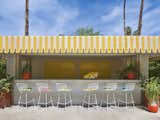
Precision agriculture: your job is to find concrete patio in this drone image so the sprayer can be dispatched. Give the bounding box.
[0,106,159,120]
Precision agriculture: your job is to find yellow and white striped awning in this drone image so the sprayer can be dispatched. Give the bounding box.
[0,36,160,54]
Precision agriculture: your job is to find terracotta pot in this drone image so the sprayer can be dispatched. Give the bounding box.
[148,103,159,113]
[127,73,136,79]
[0,92,11,108]
[22,73,31,80]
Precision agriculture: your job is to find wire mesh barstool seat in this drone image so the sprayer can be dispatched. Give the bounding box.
[56,83,72,108]
[16,83,35,107]
[82,82,99,109]
[117,83,135,108]
[101,83,117,110]
[36,82,54,107]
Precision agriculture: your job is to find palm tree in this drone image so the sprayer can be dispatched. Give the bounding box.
[123,0,126,35]
[137,0,144,35]
[25,0,29,36]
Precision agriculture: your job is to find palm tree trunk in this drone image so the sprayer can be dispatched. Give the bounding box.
[25,0,29,36]
[123,0,126,35]
[137,0,144,35]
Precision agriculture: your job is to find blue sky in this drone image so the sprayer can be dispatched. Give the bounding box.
[0,0,160,35]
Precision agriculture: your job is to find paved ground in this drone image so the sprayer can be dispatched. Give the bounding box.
[0,106,159,120]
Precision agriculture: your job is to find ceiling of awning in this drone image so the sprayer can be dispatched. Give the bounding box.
[0,36,159,54]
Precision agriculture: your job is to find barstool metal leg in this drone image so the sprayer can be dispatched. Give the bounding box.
[38,92,41,106]
[69,93,72,106]
[88,93,90,110]
[45,93,48,107]
[106,94,109,111]
[64,93,67,108]
[18,93,22,106]
[25,92,28,108]
[125,92,128,109]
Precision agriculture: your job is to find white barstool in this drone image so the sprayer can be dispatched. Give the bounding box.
[36,83,53,107]
[56,83,72,108]
[16,83,35,107]
[117,83,135,108]
[82,82,99,109]
[101,83,117,110]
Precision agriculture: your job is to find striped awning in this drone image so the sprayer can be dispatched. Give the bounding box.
[0,36,160,54]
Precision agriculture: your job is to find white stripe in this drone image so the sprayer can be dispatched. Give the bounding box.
[70,36,74,49]
[82,36,85,49]
[25,37,28,50]
[93,36,96,49]
[156,36,159,49]
[139,36,142,49]
[99,36,102,49]
[64,36,68,49]
[116,36,119,49]
[110,36,113,49]
[144,36,148,50]
[14,36,17,50]
[127,36,130,49]
[47,37,50,50]
[76,36,79,49]
[88,36,91,49]
[19,36,22,50]
[36,37,39,50]
[42,36,45,49]
[30,36,34,50]
[53,36,56,49]
[150,36,153,49]
[121,36,125,49]
[133,36,136,49]
[8,36,11,50]
[2,36,5,49]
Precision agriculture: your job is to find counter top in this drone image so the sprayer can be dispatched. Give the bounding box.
[15,79,141,83]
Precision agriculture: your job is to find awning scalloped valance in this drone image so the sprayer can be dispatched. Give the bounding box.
[0,36,160,54]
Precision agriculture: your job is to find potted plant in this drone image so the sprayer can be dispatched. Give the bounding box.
[0,75,13,108]
[22,61,32,80]
[141,77,160,113]
[120,63,137,79]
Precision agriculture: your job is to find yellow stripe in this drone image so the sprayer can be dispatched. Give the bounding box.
[108,36,111,53]
[73,36,76,53]
[5,36,9,52]
[61,36,65,53]
[124,36,128,53]
[113,36,117,53]
[130,36,133,53]
[96,36,99,53]
[56,36,59,53]
[79,36,83,53]
[90,36,94,53]
[119,36,122,53]
[45,36,48,52]
[153,36,156,53]
[50,36,54,52]
[28,36,31,53]
[101,36,105,52]
[68,36,71,52]
[17,36,20,52]
[147,36,151,53]
[11,36,14,53]
[85,36,88,53]
[0,36,2,52]
[158,36,160,52]
[136,36,139,52]
[141,36,145,53]
[39,36,43,52]
[33,36,37,52]
[22,36,26,53]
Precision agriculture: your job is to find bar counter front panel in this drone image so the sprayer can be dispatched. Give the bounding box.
[13,79,141,105]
